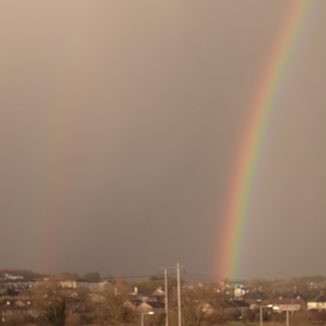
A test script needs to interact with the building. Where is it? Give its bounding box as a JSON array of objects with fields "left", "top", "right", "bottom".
[
  {"left": 272, "top": 297, "right": 306, "bottom": 312},
  {"left": 308, "top": 294, "right": 326, "bottom": 311}
]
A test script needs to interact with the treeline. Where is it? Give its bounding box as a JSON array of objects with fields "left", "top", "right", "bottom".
[
  {"left": 245, "top": 276, "right": 326, "bottom": 301},
  {"left": 3, "top": 268, "right": 326, "bottom": 284}
]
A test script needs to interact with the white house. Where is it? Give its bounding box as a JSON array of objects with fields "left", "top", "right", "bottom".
[
  {"left": 272, "top": 298, "right": 306, "bottom": 312},
  {"left": 308, "top": 294, "right": 326, "bottom": 311}
]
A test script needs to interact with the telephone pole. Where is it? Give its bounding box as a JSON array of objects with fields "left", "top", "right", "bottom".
[
  {"left": 176, "top": 263, "right": 182, "bottom": 326},
  {"left": 160, "top": 267, "right": 169, "bottom": 326},
  {"left": 160, "top": 263, "right": 184, "bottom": 326}
]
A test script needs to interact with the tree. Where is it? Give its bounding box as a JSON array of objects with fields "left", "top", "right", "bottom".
[
  {"left": 132, "top": 277, "right": 177, "bottom": 296},
  {"left": 169, "top": 283, "right": 229, "bottom": 326},
  {"left": 44, "top": 299, "right": 66, "bottom": 326},
  {"left": 247, "top": 278, "right": 271, "bottom": 293},
  {"left": 1, "top": 311, "right": 34, "bottom": 326},
  {"left": 56, "top": 273, "right": 79, "bottom": 281},
  {"left": 271, "top": 278, "right": 310, "bottom": 298},
  {"left": 65, "top": 312, "right": 84, "bottom": 326},
  {"left": 80, "top": 272, "right": 101, "bottom": 282},
  {"left": 31, "top": 281, "right": 69, "bottom": 326},
  {"left": 90, "top": 279, "right": 136, "bottom": 326}
]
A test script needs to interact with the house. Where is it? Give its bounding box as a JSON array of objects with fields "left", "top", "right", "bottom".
[
  {"left": 59, "top": 280, "right": 77, "bottom": 289},
  {"left": 148, "top": 301, "right": 165, "bottom": 312},
  {"left": 151, "top": 287, "right": 165, "bottom": 301},
  {"left": 234, "top": 286, "right": 247, "bottom": 299},
  {"left": 4, "top": 274, "right": 24, "bottom": 281},
  {"left": 219, "top": 280, "right": 247, "bottom": 298},
  {"left": 223, "top": 300, "right": 250, "bottom": 316},
  {"left": 3, "top": 280, "right": 35, "bottom": 290},
  {"left": 132, "top": 288, "right": 166, "bottom": 312},
  {"left": 0, "top": 287, "right": 20, "bottom": 301},
  {"left": 308, "top": 294, "right": 326, "bottom": 311},
  {"left": 136, "top": 302, "right": 154, "bottom": 312},
  {"left": 77, "top": 281, "right": 110, "bottom": 292},
  {"left": 240, "top": 291, "right": 269, "bottom": 309},
  {"left": 272, "top": 297, "right": 306, "bottom": 312},
  {"left": 0, "top": 302, "right": 38, "bottom": 323}
]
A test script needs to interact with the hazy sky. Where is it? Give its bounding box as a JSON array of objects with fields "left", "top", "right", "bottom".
[{"left": 1, "top": 1, "right": 326, "bottom": 281}]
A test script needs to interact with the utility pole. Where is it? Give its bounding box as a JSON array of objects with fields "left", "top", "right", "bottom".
[
  {"left": 160, "top": 267, "right": 169, "bottom": 326},
  {"left": 286, "top": 310, "right": 289, "bottom": 326},
  {"left": 160, "top": 263, "right": 184, "bottom": 326},
  {"left": 176, "top": 263, "right": 182, "bottom": 326}
]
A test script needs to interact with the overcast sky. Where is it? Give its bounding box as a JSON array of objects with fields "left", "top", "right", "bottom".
[{"left": 1, "top": 1, "right": 326, "bottom": 281}]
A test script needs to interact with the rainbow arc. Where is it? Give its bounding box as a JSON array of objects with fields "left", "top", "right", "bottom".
[{"left": 216, "top": 0, "right": 315, "bottom": 280}]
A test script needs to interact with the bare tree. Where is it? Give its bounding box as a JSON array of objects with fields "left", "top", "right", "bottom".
[
  {"left": 90, "top": 280, "right": 136, "bottom": 326},
  {"left": 31, "top": 281, "right": 69, "bottom": 326}
]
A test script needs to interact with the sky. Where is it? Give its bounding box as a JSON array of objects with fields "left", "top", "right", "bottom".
[{"left": 1, "top": 0, "right": 326, "bottom": 281}]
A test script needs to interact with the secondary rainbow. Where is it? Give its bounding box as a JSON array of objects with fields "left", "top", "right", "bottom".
[
  {"left": 29, "top": 4, "right": 95, "bottom": 272},
  {"left": 216, "top": 0, "right": 315, "bottom": 280}
]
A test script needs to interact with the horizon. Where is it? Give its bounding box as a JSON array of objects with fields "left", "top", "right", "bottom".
[{"left": 2, "top": 268, "right": 326, "bottom": 284}]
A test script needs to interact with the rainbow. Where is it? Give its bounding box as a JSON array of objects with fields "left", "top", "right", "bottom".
[
  {"left": 216, "top": 0, "right": 315, "bottom": 280},
  {"left": 28, "top": 5, "right": 95, "bottom": 271}
]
